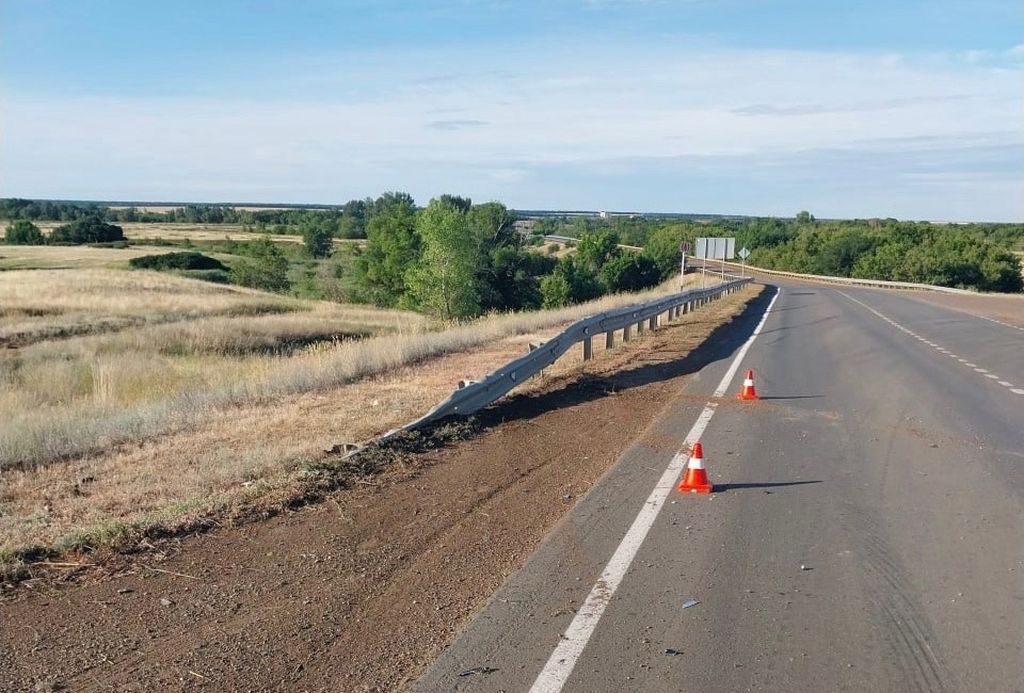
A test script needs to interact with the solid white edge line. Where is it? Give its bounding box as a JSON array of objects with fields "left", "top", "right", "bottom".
[{"left": 528, "top": 287, "right": 781, "bottom": 693}]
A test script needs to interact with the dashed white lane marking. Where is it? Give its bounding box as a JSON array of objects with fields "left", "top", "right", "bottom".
[
  {"left": 837, "top": 291, "right": 1021, "bottom": 397},
  {"left": 529, "top": 289, "right": 782, "bottom": 692},
  {"left": 975, "top": 314, "right": 1024, "bottom": 333}
]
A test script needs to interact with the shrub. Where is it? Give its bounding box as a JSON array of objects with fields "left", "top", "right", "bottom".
[
  {"left": 229, "top": 239, "right": 290, "bottom": 292},
  {"left": 4, "top": 220, "right": 44, "bottom": 245},
  {"left": 129, "top": 252, "right": 228, "bottom": 271},
  {"left": 49, "top": 217, "right": 124, "bottom": 244}
]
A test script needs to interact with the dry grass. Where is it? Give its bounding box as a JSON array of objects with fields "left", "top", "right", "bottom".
[
  {"left": 0, "top": 244, "right": 203, "bottom": 270},
  {"left": 0, "top": 272, "right": 710, "bottom": 472},
  {"left": 0, "top": 278, "right": 751, "bottom": 568},
  {"left": 0, "top": 269, "right": 305, "bottom": 345}
]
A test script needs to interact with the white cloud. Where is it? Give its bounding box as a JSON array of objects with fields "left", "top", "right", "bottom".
[{"left": 1, "top": 43, "right": 1021, "bottom": 218}]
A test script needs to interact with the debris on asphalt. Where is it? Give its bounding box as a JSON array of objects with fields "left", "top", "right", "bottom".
[
  {"left": 800, "top": 564, "right": 811, "bottom": 571},
  {"left": 681, "top": 599, "right": 699, "bottom": 609},
  {"left": 664, "top": 648, "right": 683, "bottom": 656},
  {"left": 116, "top": 588, "right": 133, "bottom": 594},
  {"left": 458, "top": 667, "right": 497, "bottom": 677},
  {"left": 159, "top": 597, "right": 174, "bottom": 607}
]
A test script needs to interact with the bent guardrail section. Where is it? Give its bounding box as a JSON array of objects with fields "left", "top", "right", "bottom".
[{"left": 370, "top": 276, "right": 751, "bottom": 445}]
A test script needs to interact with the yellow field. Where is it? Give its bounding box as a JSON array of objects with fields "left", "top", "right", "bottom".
[{"left": 28, "top": 221, "right": 365, "bottom": 246}]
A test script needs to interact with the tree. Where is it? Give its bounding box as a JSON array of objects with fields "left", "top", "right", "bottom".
[
  {"left": 540, "top": 256, "right": 601, "bottom": 307},
  {"left": 600, "top": 253, "right": 661, "bottom": 293},
  {"left": 406, "top": 197, "right": 480, "bottom": 320},
  {"left": 795, "top": 210, "right": 815, "bottom": 224},
  {"left": 575, "top": 230, "right": 621, "bottom": 273},
  {"left": 355, "top": 192, "right": 420, "bottom": 306},
  {"left": 4, "top": 219, "right": 44, "bottom": 244},
  {"left": 338, "top": 199, "right": 368, "bottom": 238},
  {"left": 49, "top": 216, "right": 124, "bottom": 244},
  {"left": 301, "top": 222, "right": 334, "bottom": 258},
  {"left": 228, "top": 239, "right": 289, "bottom": 292}
]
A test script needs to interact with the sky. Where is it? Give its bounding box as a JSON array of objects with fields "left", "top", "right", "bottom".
[{"left": 1, "top": 0, "right": 1022, "bottom": 220}]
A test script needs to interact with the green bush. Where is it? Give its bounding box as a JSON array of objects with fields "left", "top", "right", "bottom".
[
  {"left": 129, "top": 252, "right": 228, "bottom": 271},
  {"left": 228, "top": 239, "right": 290, "bottom": 292},
  {"left": 4, "top": 219, "right": 44, "bottom": 245},
  {"left": 49, "top": 217, "right": 124, "bottom": 244}
]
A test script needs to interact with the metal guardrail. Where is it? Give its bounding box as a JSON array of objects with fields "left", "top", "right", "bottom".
[
  {"left": 370, "top": 276, "right": 751, "bottom": 445},
  {"left": 717, "top": 260, "right": 975, "bottom": 295}
]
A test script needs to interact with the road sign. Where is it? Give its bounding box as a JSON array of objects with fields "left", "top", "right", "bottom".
[
  {"left": 738, "top": 247, "right": 750, "bottom": 260},
  {"left": 679, "top": 241, "right": 691, "bottom": 253},
  {"left": 694, "top": 237, "right": 735, "bottom": 260}
]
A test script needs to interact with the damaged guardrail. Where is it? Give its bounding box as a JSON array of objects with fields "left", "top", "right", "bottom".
[{"left": 371, "top": 276, "right": 752, "bottom": 444}]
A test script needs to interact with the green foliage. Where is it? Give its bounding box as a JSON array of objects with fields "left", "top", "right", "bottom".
[
  {"left": 301, "top": 222, "right": 334, "bottom": 258},
  {"left": 541, "top": 257, "right": 602, "bottom": 308},
  {"left": 406, "top": 197, "right": 481, "bottom": 320},
  {"left": 643, "top": 224, "right": 694, "bottom": 279},
  {"left": 228, "top": 239, "right": 290, "bottom": 292},
  {"left": 129, "top": 252, "right": 227, "bottom": 271},
  {"left": 601, "top": 253, "right": 661, "bottom": 293},
  {"left": 755, "top": 221, "right": 1023, "bottom": 292},
  {"left": 795, "top": 210, "right": 815, "bottom": 223},
  {"left": 484, "top": 246, "right": 556, "bottom": 311},
  {"left": 355, "top": 192, "right": 421, "bottom": 306},
  {"left": 4, "top": 219, "right": 44, "bottom": 245},
  {"left": 49, "top": 217, "right": 124, "bottom": 244},
  {"left": 575, "top": 230, "right": 621, "bottom": 273}
]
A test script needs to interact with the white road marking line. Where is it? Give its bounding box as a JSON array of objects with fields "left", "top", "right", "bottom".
[
  {"left": 837, "top": 291, "right": 1022, "bottom": 396},
  {"left": 528, "top": 288, "right": 782, "bottom": 693}
]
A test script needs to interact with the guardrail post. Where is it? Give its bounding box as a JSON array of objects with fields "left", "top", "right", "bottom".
[
  {"left": 637, "top": 320, "right": 645, "bottom": 334},
  {"left": 605, "top": 331, "right": 614, "bottom": 349},
  {"left": 623, "top": 324, "right": 632, "bottom": 342},
  {"left": 648, "top": 316, "right": 657, "bottom": 331},
  {"left": 583, "top": 336, "right": 593, "bottom": 361}
]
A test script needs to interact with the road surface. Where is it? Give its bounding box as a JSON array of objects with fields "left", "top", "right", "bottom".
[{"left": 414, "top": 280, "right": 1024, "bottom": 692}]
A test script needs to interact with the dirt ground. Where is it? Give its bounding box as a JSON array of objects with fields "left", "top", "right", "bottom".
[{"left": 0, "top": 288, "right": 760, "bottom": 693}]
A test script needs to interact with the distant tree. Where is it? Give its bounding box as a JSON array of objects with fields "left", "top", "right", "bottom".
[
  {"left": 301, "top": 222, "right": 334, "bottom": 258},
  {"left": 355, "top": 192, "right": 420, "bottom": 306},
  {"left": 575, "top": 230, "right": 621, "bottom": 273},
  {"left": 49, "top": 216, "right": 124, "bottom": 244},
  {"left": 406, "top": 197, "right": 480, "bottom": 320},
  {"left": 600, "top": 253, "right": 661, "bottom": 293},
  {"left": 338, "top": 199, "right": 368, "bottom": 238},
  {"left": 795, "top": 210, "right": 815, "bottom": 224},
  {"left": 4, "top": 219, "right": 44, "bottom": 244},
  {"left": 228, "top": 239, "right": 290, "bottom": 292}
]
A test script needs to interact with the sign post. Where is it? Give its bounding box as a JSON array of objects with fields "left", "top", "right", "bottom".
[
  {"left": 738, "top": 246, "right": 751, "bottom": 278},
  {"left": 678, "top": 241, "right": 691, "bottom": 288}
]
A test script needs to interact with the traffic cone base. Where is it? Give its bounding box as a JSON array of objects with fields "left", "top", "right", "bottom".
[
  {"left": 736, "top": 369, "right": 759, "bottom": 401},
  {"left": 677, "top": 441, "right": 714, "bottom": 494}
]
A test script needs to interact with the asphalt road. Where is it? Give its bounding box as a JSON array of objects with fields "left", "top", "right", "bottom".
[{"left": 413, "top": 281, "right": 1024, "bottom": 693}]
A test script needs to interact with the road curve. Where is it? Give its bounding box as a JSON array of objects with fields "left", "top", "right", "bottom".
[{"left": 413, "top": 280, "right": 1024, "bottom": 692}]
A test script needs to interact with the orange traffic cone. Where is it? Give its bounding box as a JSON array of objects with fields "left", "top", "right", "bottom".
[
  {"left": 677, "top": 442, "right": 713, "bottom": 494},
  {"left": 736, "top": 369, "right": 760, "bottom": 401}
]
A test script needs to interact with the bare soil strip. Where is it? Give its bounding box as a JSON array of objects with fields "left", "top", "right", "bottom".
[{"left": 0, "top": 287, "right": 760, "bottom": 693}]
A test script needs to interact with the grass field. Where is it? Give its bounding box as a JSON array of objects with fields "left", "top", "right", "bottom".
[
  {"left": 0, "top": 256, "right": 723, "bottom": 573},
  {"left": 27, "top": 221, "right": 365, "bottom": 247}
]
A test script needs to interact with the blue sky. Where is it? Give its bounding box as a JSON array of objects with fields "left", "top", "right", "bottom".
[{"left": 2, "top": 1, "right": 1022, "bottom": 220}]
